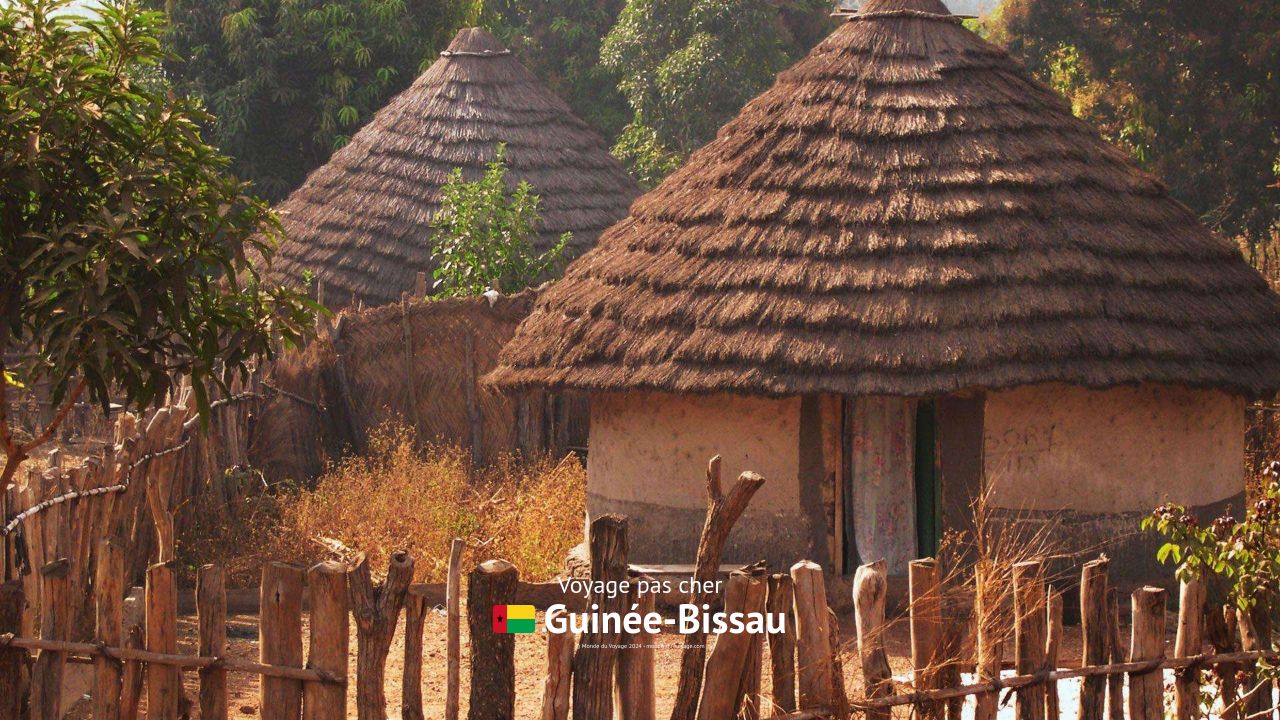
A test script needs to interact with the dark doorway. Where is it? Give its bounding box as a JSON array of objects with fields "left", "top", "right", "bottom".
[{"left": 914, "top": 399, "right": 941, "bottom": 557}]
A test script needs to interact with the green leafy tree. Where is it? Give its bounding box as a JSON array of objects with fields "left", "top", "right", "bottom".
[
  {"left": 483, "top": 0, "right": 631, "bottom": 144},
  {"left": 0, "top": 0, "right": 315, "bottom": 517},
  {"left": 430, "top": 145, "right": 570, "bottom": 297},
  {"left": 151, "top": 0, "right": 481, "bottom": 200},
  {"left": 600, "top": 0, "right": 833, "bottom": 186},
  {"left": 988, "top": 0, "right": 1280, "bottom": 256}
]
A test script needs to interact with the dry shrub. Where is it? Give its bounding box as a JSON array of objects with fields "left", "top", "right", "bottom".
[{"left": 270, "top": 423, "right": 585, "bottom": 582}]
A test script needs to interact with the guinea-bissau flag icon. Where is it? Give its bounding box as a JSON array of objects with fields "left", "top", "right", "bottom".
[{"left": 492, "top": 604, "right": 536, "bottom": 634}]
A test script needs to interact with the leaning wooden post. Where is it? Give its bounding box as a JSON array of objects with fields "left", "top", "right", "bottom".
[
  {"left": 974, "top": 563, "right": 1004, "bottom": 720},
  {"left": 120, "top": 623, "right": 145, "bottom": 720},
  {"left": 445, "top": 538, "right": 464, "bottom": 720},
  {"left": 1078, "top": 558, "right": 1110, "bottom": 720},
  {"left": 1174, "top": 576, "right": 1207, "bottom": 720},
  {"left": 541, "top": 607, "right": 575, "bottom": 720},
  {"left": 697, "top": 568, "right": 763, "bottom": 720},
  {"left": 791, "top": 560, "right": 834, "bottom": 711},
  {"left": 467, "top": 559, "right": 518, "bottom": 720},
  {"left": 197, "top": 564, "right": 227, "bottom": 720},
  {"left": 910, "top": 558, "right": 943, "bottom": 720},
  {"left": 31, "top": 559, "right": 69, "bottom": 720},
  {"left": 767, "top": 573, "right": 797, "bottom": 714},
  {"left": 853, "top": 560, "right": 892, "bottom": 720},
  {"left": 349, "top": 551, "right": 415, "bottom": 720},
  {"left": 303, "top": 561, "right": 348, "bottom": 720},
  {"left": 1105, "top": 588, "right": 1125, "bottom": 720},
  {"left": 261, "top": 562, "right": 305, "bottom": 720},
  {"left": 827, "top": 607, "right": 850, "bottom": 720},
  {"left": 0, "top": 581, "right": 25, "bottom": 720},
  {"left": 402, "top": 593, "right": 428, "bottom": 720},
  {"left": 573, "top": 514, "right": 629, "bottom": 720},
  {"left": 1128, "top": 586, "right": 1168, "bottom": 720},
  {"left": 1045, "top": 590, "right": 1064, "bottom": 720},
  {"left": 95, "top": 540, "right": 126, "bottom": 720},
  {"left": 617, "top": 576, "right": 656, "bottom": 720},
  {"left": 670, "top": 459, "right": 766, "bottom": 720},
  {"left": 1013, "top": 560, "right": 1047, "bottom": 720}
]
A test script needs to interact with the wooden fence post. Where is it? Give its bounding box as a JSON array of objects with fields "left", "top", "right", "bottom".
[
  {"left": 827, "top": 607, "right": 850, "bottom": 720},
  {"left": 95, "top": 540, "right": 125, "bottom": 720},
  {"left": 261, "top": 562, "right": 305, "bottom": 720},
  {"left": 350, "top": 551, "right": 414, "bottom": 720},
  {"left": 31, "top": 559, "right": 69, "bottom": 720},
  {"left": 120, "top": 623, "right": 145, "bottom": 720},
  {"left": 791, "top": 560, "right": 834, "bottom": 711},
  {"left": 853, "top": 560, "right": 892, "bottom": 720},
  {"left": 197, "top": 565, "right": 227, "bottom": 720},
  {"left": 1045, "top": 590, "right": 1063, "bottom": 720},
  {"left": 147, "top": 561, "right": 180, "bottom": 719},
  {"left": 1105, "top": 588, "right": 1125, "bottom": 720},
  {"left": 671, "top": 460, "right": 765, "bottom": 720},
  {"left": 767, "top": 573, "right": 797, "bottom": 714},
  {"left": 974, "top": 563, "right": 1003, "bottom": 720},
  {"left": 402, "top": 594, "right": 427, "bottom": 720},
  {"left": 1078, "top": 558, "right": 1109, "bottom": 720},
  {"left": 303, "top": 561, "right": 348, "bottom": 720},
  {"left": 1175, "top": 576, "right": 1207, "bottom": 720},
  {"left": 0, "top": 581, "right": 24, "bottom": 720},
  {"left": 1239, "top": 606, "right": 1274, "bottom": 720},
  {"left": 573, "top": 514, "right": 629, "bottom": 720},
  {"left": 1013, "top": 560, "right": 1047, "bottom": 720},
  {"left": 445, "top": 538, "right": 464, "bottom": 720},
  {"left": 1129, "top": 586, "right": 1168, "bottom": 720},
  {"left": 1206, "top": 605, "right": 1241, "bottom": 720},
  {"left": 468, "top": 559, "right": 518, "bottom": 720},
  {"left": 617, "top": 576, "right": 656, "bottom": 720},
  {"left": 541, "top": 607, "right": 575, "bottom": 720},
  {"left": 697, "top": 569, "right": 762, "bottom": 720},
  {"left": 910, "top": 558, "right": 943, "bottom": 720}
]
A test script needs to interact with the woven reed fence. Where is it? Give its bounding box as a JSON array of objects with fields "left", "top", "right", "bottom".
[{"left": 252, "top": 288, "right": 588, "bottom": 485}]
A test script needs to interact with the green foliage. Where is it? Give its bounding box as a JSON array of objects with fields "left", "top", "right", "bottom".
[
  {"left": 151, "top": 0, "right": 481, "bottom": 200},
  {"left": 0, "top": 0, "right": 315, "bottom": 435},
  {"left": 989, "top": 0, "right": 1280, "bottom": 252},
  {"left": 600, "top": 0, "right": 833, "bottom": 186},
  {"left": 430, "top": 145, "right": 569, "bottom": 297},
  {"left": 483, "top": 0, "right": 631, "bottom": 143},
  {"left": 1143, "top": 477, "right": 1280, "bottom": 614}
]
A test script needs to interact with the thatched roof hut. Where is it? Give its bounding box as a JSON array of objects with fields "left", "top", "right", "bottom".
[
  {"left": 267, "top": 28, "right": 640, "bottom": 308},
  {"left": 491, "top": 0, "right": 1280, "bottom": 579}
]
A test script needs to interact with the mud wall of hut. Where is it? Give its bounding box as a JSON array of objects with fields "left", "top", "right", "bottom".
[{"left": 251, "top": 291, "right": 586, "bottom": 484}]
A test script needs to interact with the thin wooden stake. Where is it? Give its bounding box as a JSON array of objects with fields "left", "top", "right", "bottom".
[
  {"left": 853, "top": 560, "right": 892, "bottom": 720},
  {"left": 1045, "top": 590, "right": 1064, "bottom": 720},
  {"left": 1128, "top": 586, "right": 1168, "bottom": 720},
  {"left": 573, "top": 514, "right": 629, "bottom": 720},
  {"left": 0, "top": 581, "right": 25, "bottom": 720},
  {"left": 260, "top": 562, "right": 304, "bottom": 720},
  {"left": 974, "top": 563, "right": 1003, "bottom": 720},
  {"left": 1174, "top": 576, "right": 1206, "bottom": 720},
  {"left": 697, "top": 568, "right": 765, "bottom": 720},
  {"left": 1014, "top": 560, "right": 1047, "bottom": 720},
  {"left": 1079, "top": 558, "right": 1109, "bottom": 720},
  {"left": 791, "top": 560, "right": 834, "bottom": 711},
  {"left": 1105, "top": 588, "right": 1125, "bottom": 720},
  {"left": 541, "top": 607, "right": 575, "bottom": 720},
  {"left": 910, "top": 558, "right": 943, "bottom": 720},
  {"left": 445, "top": 538, "right": 464, "bottom": 720},
  {"left": 402, "top": 594, "right": 427, "bottom": 720},
  {"left": 119, "top": 623, "right": 145, "bottom": 720},
  {"left": 197, "top": 564, "right": 227, "bottom": 720},
  {"left": 468, "top": 559, "right": 517, "bottom": 720},
  {"left": 768, "top": 573, "right": 798, "bottom": 714},
  {"left": 617, "top": 576, "right": 656, "bottom": 720},
  {"left": 95, "top": 540, "right": 125, "bottom": 720},
  {"left": 303, "top": 561, "right": 348, "bottom": 720},
  {"left": 827, "top": 607, "right": 850, "bottom": 720},
  {"left": 671, "top": 458, "right": 766, "bottom": 720},
  {"left": 32, "top": 559, "right": 69, "bottom": 720}
]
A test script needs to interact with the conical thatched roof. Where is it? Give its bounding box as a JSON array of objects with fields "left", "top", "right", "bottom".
[
  {"left": 491, "top": 0, "right": 1280, "bottom": 398},
  {"left": 267, "top": 28, "right": 641, "bottom": 308}
]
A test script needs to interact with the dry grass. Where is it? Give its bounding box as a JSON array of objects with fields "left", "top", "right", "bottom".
[{"left": 267, "top": 424, "right": 586, "bottom": 582}]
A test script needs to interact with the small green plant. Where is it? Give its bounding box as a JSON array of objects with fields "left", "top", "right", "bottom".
[{"left": 430, "top": 144, "right": 569, "bottom": 297}]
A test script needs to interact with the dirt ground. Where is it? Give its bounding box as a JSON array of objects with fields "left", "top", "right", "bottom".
[{"left": 164, "top": 605, "right": 1101, "bottom": 719}]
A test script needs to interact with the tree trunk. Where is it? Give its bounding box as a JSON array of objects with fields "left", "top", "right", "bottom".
[{"left": 349, "top": 551, "right": 414, "bottom": 720}]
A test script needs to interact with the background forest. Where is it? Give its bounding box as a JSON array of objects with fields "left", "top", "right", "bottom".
[{"left": 145, "top": 0, "right": 1279, "bottom": 269}]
